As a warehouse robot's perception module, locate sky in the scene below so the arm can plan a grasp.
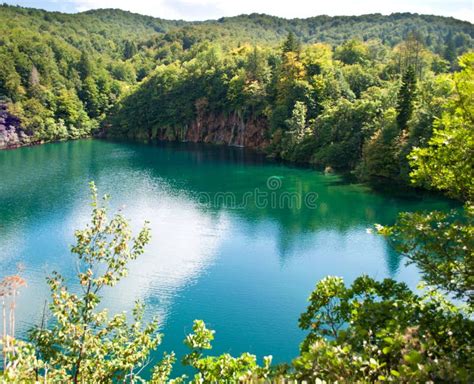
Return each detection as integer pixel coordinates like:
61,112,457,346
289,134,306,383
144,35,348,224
2,0,473,23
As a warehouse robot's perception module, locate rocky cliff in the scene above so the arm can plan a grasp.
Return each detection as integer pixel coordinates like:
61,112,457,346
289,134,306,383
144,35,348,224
2,103,270,151
0,103,32,149
115,111,270,149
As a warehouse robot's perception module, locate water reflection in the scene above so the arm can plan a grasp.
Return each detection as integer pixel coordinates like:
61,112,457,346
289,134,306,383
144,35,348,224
2,166,231,334
98,192,230,326
0,139,452,368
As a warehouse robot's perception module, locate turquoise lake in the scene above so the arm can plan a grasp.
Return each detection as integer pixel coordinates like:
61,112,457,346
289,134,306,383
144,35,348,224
0,139,452,375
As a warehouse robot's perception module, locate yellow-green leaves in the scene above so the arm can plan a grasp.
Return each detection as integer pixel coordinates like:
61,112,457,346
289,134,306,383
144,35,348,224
409,53,474,202
27,183,160,383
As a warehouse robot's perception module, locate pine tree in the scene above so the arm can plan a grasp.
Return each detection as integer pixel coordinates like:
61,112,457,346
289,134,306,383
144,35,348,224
444,32,457,69
123,40,138,60
396,65,417,129
78,52,93,80
282,31,300,54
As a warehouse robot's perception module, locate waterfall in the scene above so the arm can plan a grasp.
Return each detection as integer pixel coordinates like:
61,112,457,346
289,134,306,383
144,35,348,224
229,116,236,146
229,110,245,148
238,116,245,147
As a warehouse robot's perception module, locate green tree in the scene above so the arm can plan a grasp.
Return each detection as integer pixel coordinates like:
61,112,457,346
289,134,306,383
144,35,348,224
359,108,403,184
381,54,474,306
396,65,417,129
444,31,457,68
409,53,474,201
394,32,426,76
123,40,138,60
182,320,273,382
77,51,94,80
80,76,102,118
334,39,369,65
295,276,473,382
382,208,473,304
27,182,170,383
56,89,80,125
112,61,137,83
282,31,300,54
286,100,310,145
0,53,24,101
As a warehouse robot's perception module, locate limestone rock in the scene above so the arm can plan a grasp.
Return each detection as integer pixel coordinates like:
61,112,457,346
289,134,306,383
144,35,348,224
0,102,32,149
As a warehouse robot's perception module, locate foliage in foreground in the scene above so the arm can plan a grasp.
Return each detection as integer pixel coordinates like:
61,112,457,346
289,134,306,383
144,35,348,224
0,180,472,383
380,53,473,306
295,277,473,383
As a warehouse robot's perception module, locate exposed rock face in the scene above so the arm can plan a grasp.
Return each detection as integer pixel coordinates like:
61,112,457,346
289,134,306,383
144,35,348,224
0,103,270,151
0,103,32,150
150,112,270,149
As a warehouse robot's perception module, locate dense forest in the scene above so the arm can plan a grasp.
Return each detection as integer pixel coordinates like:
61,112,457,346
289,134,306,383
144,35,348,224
107,37,472,187
1,4,473,187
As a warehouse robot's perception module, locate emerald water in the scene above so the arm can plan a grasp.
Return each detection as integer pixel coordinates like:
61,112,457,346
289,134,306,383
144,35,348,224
0,139,452,373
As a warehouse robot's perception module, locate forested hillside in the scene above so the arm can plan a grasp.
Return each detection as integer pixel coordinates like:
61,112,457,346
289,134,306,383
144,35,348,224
0,5,473,382
0,4,473,186
107,34,473,186
204,13,474,48
0,6,184,147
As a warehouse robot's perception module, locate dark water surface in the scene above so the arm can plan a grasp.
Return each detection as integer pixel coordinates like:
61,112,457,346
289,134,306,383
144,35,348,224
0,139,452,374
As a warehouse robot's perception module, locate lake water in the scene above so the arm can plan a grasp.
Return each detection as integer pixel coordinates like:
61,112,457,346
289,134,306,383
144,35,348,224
0,139,452,375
